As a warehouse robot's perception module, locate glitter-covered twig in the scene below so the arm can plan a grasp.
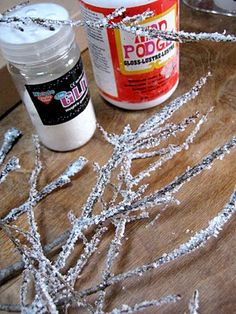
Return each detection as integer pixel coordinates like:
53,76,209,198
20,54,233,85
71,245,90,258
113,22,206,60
0,6,151,33
55,75,210,268
95,218,127,312
0,31,234,311
54,193,172,271
0,128,21,186
95,152,147,312
189,290,200,314
118,24,236,43
54,133,236,273
83,75,209,219
0,138,88,286
20,269,30,308
2,156,88,223
66,225,108,286
0,212,148,286
130,111,209,187
109,295,181,314
0,304,21,313
80,188,236,297
1,1,29,16
0,128,22,165
135,75,210,139
0,156,20,184
0,228,71,285
20,137,60,313
0,139,92,309
1,10,236,43
2,205,94,312
135,136,236,209
130,112,200,160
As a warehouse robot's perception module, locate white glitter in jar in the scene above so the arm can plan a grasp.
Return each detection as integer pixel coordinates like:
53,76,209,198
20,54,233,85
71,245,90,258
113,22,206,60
0,3,96,151
22,91,96,151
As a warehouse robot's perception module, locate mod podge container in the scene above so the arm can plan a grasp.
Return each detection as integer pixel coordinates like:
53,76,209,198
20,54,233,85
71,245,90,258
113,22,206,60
0,3,96,151
79,0,179,110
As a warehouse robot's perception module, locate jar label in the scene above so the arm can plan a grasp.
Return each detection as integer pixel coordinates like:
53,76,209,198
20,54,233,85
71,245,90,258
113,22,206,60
25,57,90,125
80,0,179,105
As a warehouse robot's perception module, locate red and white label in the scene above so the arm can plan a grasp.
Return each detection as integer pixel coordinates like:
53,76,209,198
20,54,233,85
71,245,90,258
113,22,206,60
80,0,179,104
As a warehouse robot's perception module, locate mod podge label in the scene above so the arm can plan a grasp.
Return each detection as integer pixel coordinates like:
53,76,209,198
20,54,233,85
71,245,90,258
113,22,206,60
117,8,176,74
25,58,90,125
80,0,179,104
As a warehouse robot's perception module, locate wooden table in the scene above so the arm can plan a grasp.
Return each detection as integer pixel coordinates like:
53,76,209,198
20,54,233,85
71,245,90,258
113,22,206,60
0,4,236,314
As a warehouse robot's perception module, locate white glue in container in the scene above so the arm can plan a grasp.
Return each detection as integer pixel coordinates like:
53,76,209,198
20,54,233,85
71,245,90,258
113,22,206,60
0,3,96,151
79,0,179,110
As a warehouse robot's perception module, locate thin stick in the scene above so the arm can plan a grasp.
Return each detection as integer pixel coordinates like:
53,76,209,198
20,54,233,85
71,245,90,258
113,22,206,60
0,128,22,165
1,14,236,43
109,295,181,314
1,136,235,286
79,188,236,297
189,290,200,314
0,157,20,184
2,157,87,223
0,304,21,313
0,229,70,285
2,1,29,16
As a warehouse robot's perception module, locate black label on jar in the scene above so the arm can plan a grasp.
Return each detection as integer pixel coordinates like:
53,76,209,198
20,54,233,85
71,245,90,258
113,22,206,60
25,58,90,126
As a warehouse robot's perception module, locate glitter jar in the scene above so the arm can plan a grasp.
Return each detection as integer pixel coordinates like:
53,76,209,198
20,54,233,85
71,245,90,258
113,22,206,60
79,0,179,110
0,3,96,151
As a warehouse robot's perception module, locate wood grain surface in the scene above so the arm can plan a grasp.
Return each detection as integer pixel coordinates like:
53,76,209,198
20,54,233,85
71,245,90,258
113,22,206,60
0,3,236,314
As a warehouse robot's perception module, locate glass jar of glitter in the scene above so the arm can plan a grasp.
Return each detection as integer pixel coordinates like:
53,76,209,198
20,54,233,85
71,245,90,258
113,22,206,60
0,3,96,151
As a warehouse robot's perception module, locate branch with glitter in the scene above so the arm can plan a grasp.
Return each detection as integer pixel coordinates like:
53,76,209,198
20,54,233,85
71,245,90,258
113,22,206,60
189,290,200,314
79,188,236,298
1,3,236,43
0,68,235,313
0,128,21,184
